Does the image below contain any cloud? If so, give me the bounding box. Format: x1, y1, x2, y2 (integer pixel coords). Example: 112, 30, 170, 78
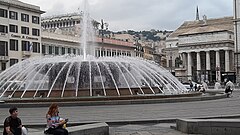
21, 0, 232, 31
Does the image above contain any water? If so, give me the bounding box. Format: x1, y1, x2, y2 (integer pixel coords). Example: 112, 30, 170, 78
0, 56, 188, 98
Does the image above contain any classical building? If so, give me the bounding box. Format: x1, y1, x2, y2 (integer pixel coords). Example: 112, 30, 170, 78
0, 0, 45, 73
41, 13, 135, 57
166, 16, 235, 83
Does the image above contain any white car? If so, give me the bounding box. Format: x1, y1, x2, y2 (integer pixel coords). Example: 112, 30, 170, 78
182, 82, 202, 90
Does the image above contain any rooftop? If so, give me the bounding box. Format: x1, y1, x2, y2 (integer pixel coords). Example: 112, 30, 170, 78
0, 0, 45, 14
169, 16, 234, 38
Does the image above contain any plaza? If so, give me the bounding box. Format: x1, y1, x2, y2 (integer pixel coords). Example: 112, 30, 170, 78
0, 89, 239, 134
0, 0, 240, 134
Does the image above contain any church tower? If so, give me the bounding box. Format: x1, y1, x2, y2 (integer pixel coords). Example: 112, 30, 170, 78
196, 6, 200, 20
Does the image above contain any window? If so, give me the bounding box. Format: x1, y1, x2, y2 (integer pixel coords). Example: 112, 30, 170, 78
10, 39, 18, 51
62, 47, 65, 55
0, 25, 8, 33
9, 24, 18, 33
10, 59, 18, 66
73, 49, 76, 54
55, 47, 59, 55
21, 26, 29, 35
21, 13, 29, 22
49, 46, 53, 54
0, 41, 8, 56
32, 16, 39, 24
68, 48, 71, 54
0, 8, 8, 18
32, 42, 40, 53
42, 45, 46, 54
32, 28, 40, 36
22, 41, 30, 51
9, 11, 18, 20
1, 63, 6, 71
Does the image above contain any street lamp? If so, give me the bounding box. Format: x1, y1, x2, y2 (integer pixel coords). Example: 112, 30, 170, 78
100, 19, 108, 44
169, 44, 173, 74
234, 0, 240, 83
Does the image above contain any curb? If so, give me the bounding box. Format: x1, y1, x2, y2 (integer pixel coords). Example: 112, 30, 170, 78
0, 92, 227, 108
1, 114, 240, 128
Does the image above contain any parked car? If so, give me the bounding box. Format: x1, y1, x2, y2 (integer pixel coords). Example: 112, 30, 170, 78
182, 81, 202, 90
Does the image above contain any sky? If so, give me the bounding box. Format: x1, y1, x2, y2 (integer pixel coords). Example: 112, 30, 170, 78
20, 0, 233, 32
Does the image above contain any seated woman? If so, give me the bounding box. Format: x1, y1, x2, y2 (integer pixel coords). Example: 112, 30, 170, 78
45, 103, 68, 135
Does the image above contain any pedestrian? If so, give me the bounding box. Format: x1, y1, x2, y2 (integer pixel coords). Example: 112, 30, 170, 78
214, 81, 221, 90
189, 80, 193, 91
201, 81, 208, 93
3, 107, 22, 135
194, 83, 198, 91
44, 103, 68, 135
225, 80, 234, 97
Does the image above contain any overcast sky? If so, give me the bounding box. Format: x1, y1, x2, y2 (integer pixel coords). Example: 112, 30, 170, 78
20, 0, 233, 31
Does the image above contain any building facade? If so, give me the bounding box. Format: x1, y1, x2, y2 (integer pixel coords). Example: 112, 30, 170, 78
166, 17, 235, 84
41, 14, 135, 58
0, 0, 44, 72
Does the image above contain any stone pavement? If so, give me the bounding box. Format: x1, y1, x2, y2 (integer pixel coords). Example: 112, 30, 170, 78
0, 90, 239, 135
109, 123, 188, 135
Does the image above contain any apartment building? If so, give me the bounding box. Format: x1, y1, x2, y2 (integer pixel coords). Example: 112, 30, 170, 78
0, 0, 44, 72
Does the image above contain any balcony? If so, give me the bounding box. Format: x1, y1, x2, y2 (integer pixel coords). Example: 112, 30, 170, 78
22, 51, 31, 56
0, 56, 9, 61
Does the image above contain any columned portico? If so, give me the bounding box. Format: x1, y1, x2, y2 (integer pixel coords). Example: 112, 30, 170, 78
179, 49, 234, 83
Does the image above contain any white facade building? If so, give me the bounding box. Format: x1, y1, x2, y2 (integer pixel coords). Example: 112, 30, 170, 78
166, 17, 235, 83
0, 0, 44, 72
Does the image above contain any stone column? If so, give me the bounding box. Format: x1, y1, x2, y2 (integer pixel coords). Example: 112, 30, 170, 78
180, 53, 185, 68
216, 50, 220, 67
206, 51, 211, 82
196, 51, 201, 82
215, 50, 221, 82
196, 52, 201, 70
187, 52, 192, 80
206, 51, 211, 70
225, 50, 230, 72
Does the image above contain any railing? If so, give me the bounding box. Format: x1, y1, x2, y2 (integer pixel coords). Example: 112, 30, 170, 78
42, 31, 135, 47
96, 37, 134, 47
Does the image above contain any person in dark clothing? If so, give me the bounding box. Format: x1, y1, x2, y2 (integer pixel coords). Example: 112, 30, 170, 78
3, 107, 22, 135
189, 80, 193, 91
194, 84, 198, 91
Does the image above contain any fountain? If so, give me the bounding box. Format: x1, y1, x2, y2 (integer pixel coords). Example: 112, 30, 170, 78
0, 0, 188, 99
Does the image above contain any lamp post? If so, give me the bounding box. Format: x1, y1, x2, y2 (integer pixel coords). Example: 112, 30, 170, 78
234, 0, 240, 83
100, 19, 108, 44
100, 19, 108, 57
169, 44, 173, 74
